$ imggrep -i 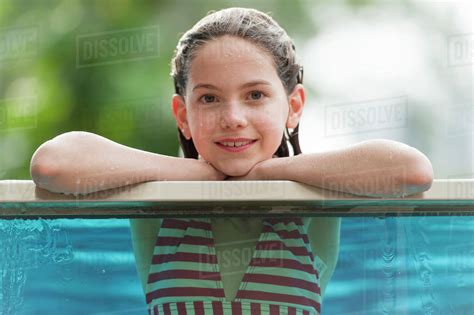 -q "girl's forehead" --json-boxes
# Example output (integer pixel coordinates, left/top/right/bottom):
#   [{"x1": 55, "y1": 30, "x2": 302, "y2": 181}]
[
  {"x1": 188, "y1": 36, "x2": 279, "y2": 87},
  {"x1": 203, "y1": 35, "x2": 265, "y2": 55},
  {"x1": 193, "y1": 36, "x2": 273, "y2": 66}
]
